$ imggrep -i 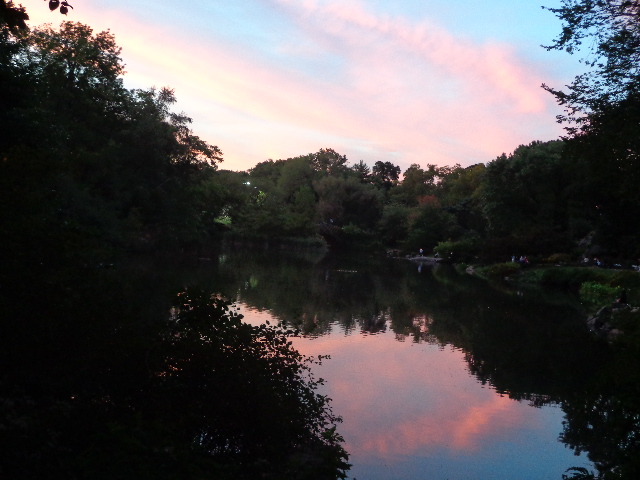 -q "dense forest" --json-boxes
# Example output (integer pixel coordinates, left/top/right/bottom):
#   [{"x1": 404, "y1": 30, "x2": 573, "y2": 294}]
[
  {"x1": 2, "y1": 2, "x2": 640, "y2": 270},
  {"x1": 1, "y1": 10, "x2": 639, "y2": 273}
]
